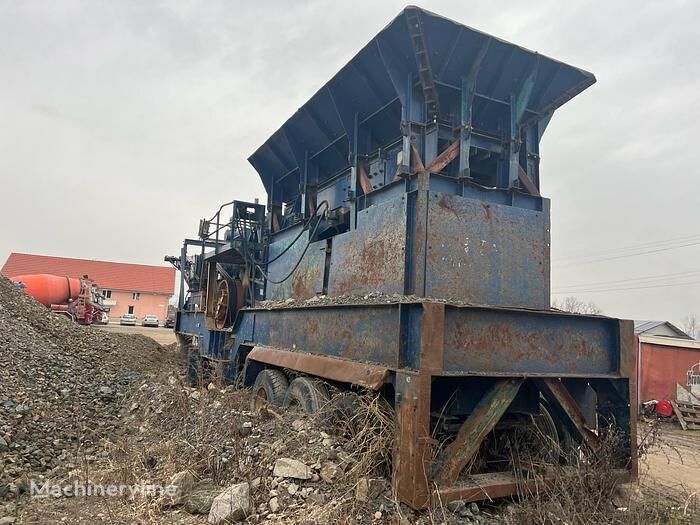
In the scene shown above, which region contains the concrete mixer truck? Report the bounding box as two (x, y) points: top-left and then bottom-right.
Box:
(11, 273), (106, 325)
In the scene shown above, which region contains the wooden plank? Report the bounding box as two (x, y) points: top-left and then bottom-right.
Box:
(670, 400), (688, 431)
(433, 379), (523, 484)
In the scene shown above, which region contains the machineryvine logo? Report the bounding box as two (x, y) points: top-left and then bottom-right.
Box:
(30, 480), (178, 498)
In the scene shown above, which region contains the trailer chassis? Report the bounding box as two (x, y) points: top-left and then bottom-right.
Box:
(176, 299), (637, 508)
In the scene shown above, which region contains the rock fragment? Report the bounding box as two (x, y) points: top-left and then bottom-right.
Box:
(273, 458), (312, 480)
(207, 482), (250, 524)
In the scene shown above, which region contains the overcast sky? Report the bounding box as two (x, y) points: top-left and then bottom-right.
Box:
(1, 0), (698, 326)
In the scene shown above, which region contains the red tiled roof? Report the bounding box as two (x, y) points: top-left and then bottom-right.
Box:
(1, 253), (175, 295)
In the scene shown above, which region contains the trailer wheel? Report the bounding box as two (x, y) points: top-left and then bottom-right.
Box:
(529, 402), (561, 464)
(283, 377), (330, 414)
(251, 369), (288, 413)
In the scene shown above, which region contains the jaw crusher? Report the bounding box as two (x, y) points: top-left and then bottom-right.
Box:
(167, 6), (637, 508)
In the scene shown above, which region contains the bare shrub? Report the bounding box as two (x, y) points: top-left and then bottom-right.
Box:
(317, 391), (395, 483)
(502, 424), (694, 525)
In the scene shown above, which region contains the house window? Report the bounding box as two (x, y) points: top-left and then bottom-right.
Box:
(128, 305), (134, 314)
(102, 289), (112, 299)
(132, 292), (140, 300)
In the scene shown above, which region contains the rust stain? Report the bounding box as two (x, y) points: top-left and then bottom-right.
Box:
(247, 345), (389, 389)
(481, 202), (492, 222)
(438, 194), (460, 219)
(305, 318), (320, 338)
(443, 317), (606, 374)
(291, 272), (307, 298)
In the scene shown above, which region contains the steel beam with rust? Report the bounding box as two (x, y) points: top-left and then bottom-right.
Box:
(433, 378), (524, 484)
(394, 372), (433, 508)
(393, 302), (444, 508)
(436, 468), (631, 505)
(247, 345), (389, 390)
(358, 162), (373, 195)
(426, 139), (460, 174)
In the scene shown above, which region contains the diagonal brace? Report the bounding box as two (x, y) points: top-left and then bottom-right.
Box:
(426, 139), (460, 174)
(538, 378), (600, 453)
(517, 165), (540, 196)
(434, 378), (523, 484)
(393, 143), (426, 181)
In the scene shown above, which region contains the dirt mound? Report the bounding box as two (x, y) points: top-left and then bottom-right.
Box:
(0, 275), (176, 506)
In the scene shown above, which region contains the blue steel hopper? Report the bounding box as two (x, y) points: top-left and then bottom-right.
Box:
(168, 6), (636, 509)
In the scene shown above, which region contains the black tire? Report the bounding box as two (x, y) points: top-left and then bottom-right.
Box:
(537, 399), (576, 464)
(529, 402), (561, 464)
(250, 369), (288, 413)
(283, 377), (330, 414)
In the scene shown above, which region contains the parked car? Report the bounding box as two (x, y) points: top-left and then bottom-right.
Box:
(98, 312), (110, 325)
(164, 316), (175, 328)
(142, 314), (159, 327)
(119, 313), (137, 326)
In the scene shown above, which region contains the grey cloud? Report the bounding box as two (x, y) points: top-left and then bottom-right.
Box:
(1, 0), (699, 326)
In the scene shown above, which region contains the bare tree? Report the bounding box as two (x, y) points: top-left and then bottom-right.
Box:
(552, 296), (603, 315)
(681, 313), (699, 340)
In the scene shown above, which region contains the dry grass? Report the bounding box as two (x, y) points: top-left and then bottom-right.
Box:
(16, 373), (699, 525)
(500, 422), (696, 525)
(318, 391), (394, 484)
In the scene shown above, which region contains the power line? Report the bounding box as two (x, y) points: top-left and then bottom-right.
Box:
(554, 232), (700, 264)
(553, 269), (700, 292)
(553, 238), (700, 268)
(553, 235), (700, 266)
(552, 279), (700, 294)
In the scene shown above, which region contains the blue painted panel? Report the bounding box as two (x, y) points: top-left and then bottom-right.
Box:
(442, 306), (619, 375)
(245, 305), (401, 367)
(317, 171), (351, 211)
(266, 226), (326, 301)
(177, 310), (225, 357)
(425, 192), (550, 309)
(328, 196), (407, 296)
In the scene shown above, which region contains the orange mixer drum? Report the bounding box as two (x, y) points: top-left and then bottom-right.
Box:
(11, 274), (81, 306)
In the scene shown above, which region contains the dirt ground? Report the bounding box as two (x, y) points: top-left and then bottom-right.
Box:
(96, 323), (177, 345)
(641, 423), (700, 508)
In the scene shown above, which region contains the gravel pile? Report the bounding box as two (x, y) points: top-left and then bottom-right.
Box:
(0, 275), (173, 504)
(255, 292), (447, 309)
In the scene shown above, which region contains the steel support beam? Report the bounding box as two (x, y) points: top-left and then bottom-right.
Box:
(357, 161), (373, 195)
(394, 303), (445, 508)
(410, 143), (425, 173)
(405, 7), (440, 118)
(508, 58), (539, 189)
(459, 39), (489, 179)
(436, 468), (631, 505)
(426, 139), (459, 174)
(248, 345), (390, 390)
(434, 378), (524, 484)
